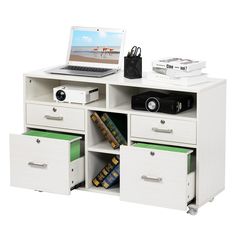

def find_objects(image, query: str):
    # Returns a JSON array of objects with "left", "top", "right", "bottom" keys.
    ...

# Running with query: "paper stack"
[{"left": 149, "top": 58, "right": 208, "bottom": 86}]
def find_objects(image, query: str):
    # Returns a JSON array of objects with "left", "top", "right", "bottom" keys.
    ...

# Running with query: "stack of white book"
[{"left": 148, "top": 58, "right": 208, "bottom": 86}]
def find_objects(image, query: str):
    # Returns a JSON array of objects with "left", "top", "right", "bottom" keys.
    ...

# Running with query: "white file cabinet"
[{"left": 10, "top": 70, "right": 226, "bottom": 214}]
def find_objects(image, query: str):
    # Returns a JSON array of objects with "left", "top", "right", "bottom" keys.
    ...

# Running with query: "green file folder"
[
  {"left": 24, "top": 130, "right": 82, "bottom": 162},
  {"left": 133, "top": 143, "right": 195, "bottom": 173}
]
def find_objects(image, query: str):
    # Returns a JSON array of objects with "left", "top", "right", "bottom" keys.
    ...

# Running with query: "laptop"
[{"left": 47, "top": 27, "right": 125, "bottom": 77}]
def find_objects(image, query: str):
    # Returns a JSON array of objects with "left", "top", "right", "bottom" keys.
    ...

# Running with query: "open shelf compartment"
[
  {"left": 108, "top": 84, "right": 197, "bottom": 120},
  {"left": 86, "top": 152, "right": 120, "bottom": 195},
  {"left": 25, "top": 76, "right": 106, "bottom": 109},
  {"left": 87, "top": 110, "right": 127, "bottom": 154}
]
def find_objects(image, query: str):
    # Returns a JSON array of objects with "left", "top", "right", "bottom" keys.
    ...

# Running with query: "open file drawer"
[
  {"left": 10, "top": 130, "right": 85, "bottom": 195},
  {"left": 120, "top": 143, "right": 195, "bottom": 210}
]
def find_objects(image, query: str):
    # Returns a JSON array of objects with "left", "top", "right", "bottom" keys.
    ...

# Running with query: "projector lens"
[
  {"left": 145, "top": 97, "right": 160, "bottom": 112},
  {"left": 56, "top": 90, "right": 66, "bottom": 101}
]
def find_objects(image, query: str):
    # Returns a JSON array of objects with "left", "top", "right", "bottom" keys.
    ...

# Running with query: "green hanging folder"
[
  {"left": 24, "top": 130, "right": 83, "bottom": 162},
  {"left": 133, "top": 143, "right": 195, "bottom": 173}
]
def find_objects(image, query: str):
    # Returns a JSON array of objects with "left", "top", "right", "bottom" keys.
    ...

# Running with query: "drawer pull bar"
[
  {"left": 44, "top": 115, "right": 63, "bottom": 121},
  {"left": 28, "top": 162, "right": 47, "bottom": 169},
  {"left": 152, "top": 127, "right": 173, "bottom": 134},
  {"left": 141, "top": 175, "right": 162, "bottom": 183}
]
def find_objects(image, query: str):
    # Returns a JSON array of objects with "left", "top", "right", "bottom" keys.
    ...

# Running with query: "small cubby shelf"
[
  {"left": 25, "top": 77, "right": 107, "bottom": 109},
  {"left": 86, "top": 152, "right": 120, "bottom": 195},
  {"left": 108, "top": 84, "right": 197, "bottom": 120},
  {"left": 87, "top": 110, "right": 127, "bottom": 155}
]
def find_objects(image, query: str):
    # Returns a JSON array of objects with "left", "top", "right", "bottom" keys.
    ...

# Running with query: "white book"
[
  {"left": 153, "top": 67, "right": 202, "bottom": 77},
  {"left": 153, "top": 58, "right": 206, "bottom": 72},
  {"left": 144, "top": 73, "right": 209, "bottom": 86}
]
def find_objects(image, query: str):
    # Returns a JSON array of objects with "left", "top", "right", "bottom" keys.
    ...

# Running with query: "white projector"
[{"left": 53, "top": 85, "right": 99, "bottom": 104}]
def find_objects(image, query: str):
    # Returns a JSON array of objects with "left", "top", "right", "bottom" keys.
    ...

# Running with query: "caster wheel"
[
  {"left": 34, "top": 190, "right": 43, "bottom": 192},
  {"left": 209, "top": 197, "right": 214, "bottom": 202},
  {"left": 187, "top": 208, "right": 198, "bottom": 216}
]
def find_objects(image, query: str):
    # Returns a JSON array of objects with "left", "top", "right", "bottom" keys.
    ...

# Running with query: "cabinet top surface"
[{"left": 24, "top": 67, "right": 226, "bottom": 93}]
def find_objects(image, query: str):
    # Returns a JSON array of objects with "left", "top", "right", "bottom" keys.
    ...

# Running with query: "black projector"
[{"left": 131, "top": 91, "right": 194, "bottom": 114}]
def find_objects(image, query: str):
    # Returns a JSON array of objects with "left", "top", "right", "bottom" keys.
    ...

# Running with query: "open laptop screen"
[{"left": 68, "top": 28, "right": 125, "bottom": 67}]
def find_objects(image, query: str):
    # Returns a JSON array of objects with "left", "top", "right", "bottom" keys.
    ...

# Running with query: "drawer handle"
[
  {"left": 28, "top": 162, "right": 47, "bottom": 169},
  {"left": 141, "top": 175, "right": 162, "bottom": 183},
  {"left": 152, "top": 127, "right": 173, "bottom": 134},
  {"left": 44, "top": 115, "right": 63, "bottom": 121}
]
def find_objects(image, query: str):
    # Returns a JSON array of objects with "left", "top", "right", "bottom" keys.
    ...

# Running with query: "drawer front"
[
  {"left": 10, "top": 134, "right": 71, "bottom": 194},
  {"left": 131, "top": 115, "right": 196, "bottom": 144},
  {"left": 27, "top": 104, "right": 85, "bottom": 131},
  {"left": 120, "top": 146, "right": 192, "bottom": 210}
]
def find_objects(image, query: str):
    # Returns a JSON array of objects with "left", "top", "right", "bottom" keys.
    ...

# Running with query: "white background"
[{"left": 0, "top": 0, "right": 235, "bottom": 235}]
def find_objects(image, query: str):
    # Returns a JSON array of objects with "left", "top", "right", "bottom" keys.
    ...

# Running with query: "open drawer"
[
  {"left": 10, "top": 130, "right": 85, "bottom": 195},
  {"left": 120, "top": 143, "right": 195, "bottom": 210}
]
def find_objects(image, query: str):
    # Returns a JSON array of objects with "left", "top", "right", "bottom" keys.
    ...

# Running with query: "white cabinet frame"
[{"left": 10, "top": 69, "right": 226, "bottom": 213}]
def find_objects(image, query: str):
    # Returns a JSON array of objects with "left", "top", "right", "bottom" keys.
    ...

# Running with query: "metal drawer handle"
[
  {"left": 152, "top": 127, "right": 173, "bottom": 134},
  {"left": 28, "top": 162, "right": 47, "bottom": 169},
  {"left": 44, "top": 115, "right": 63, "bottom": 121},
  {"left": 141, "top": 175, "right": 163, "bottom": 183}
]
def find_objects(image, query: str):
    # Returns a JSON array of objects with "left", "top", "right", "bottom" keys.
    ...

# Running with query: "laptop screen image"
[{"left": 68, "top": 28, "right": 124, "bottom": 67}]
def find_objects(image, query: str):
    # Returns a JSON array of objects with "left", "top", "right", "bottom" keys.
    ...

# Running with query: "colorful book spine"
[
  {"left": 90, "top": 112, "right": 120, "bottom": 149},
  {"left": 92, "top": 156, "right": 119, "bottom": 187},
  {"left": 101, "top": 164, "right": 120, "bottom": 189},
  {"left": 101, "top": 113, "right": 127, "bottom": 145}
]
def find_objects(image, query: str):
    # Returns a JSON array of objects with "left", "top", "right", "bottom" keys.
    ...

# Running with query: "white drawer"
[
  {"left": 27, "top": 104, "right": 85, "bottom": 131},
  {"left": 120, "top": 145, "right": 195, "bottom": 210},
  {"left": 10, "top": 134, "right": 84, "bottom": 195},
  {"left": 131, "top": 115, "right": 196, "bottom": 144}
]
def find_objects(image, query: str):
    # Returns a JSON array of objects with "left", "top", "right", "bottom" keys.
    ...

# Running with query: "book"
[
  {"left": 101, "top": 113, "right": 127, "bottom": 145},
  {"left": 153, "top": 58, "right": 206, "bottom": 72},
  {"left": 90, "top": 112, "right": 120, "bottom": 149},
  {"left": 92, "top": 156, "right": 119, "bottom": 187},
  {"left": 153, "top": 67, "right": 202, "bottom": 77},
  {"left": 101, "top": 164, "right": 120, "bottom": 189}
]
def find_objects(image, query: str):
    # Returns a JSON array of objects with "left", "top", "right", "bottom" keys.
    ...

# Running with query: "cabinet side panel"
[{"left": 196, "top": 82, "right": 226, "bottom": 206}]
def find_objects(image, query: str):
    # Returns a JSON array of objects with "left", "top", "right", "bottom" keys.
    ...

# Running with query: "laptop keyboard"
[{"left": 63, "top": 66, "right": 111, "bottom": 73}]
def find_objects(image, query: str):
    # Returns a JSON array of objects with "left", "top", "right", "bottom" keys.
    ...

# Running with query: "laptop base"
[{"left": 47, "top": 65, "right": 117, "bottom": 78}]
